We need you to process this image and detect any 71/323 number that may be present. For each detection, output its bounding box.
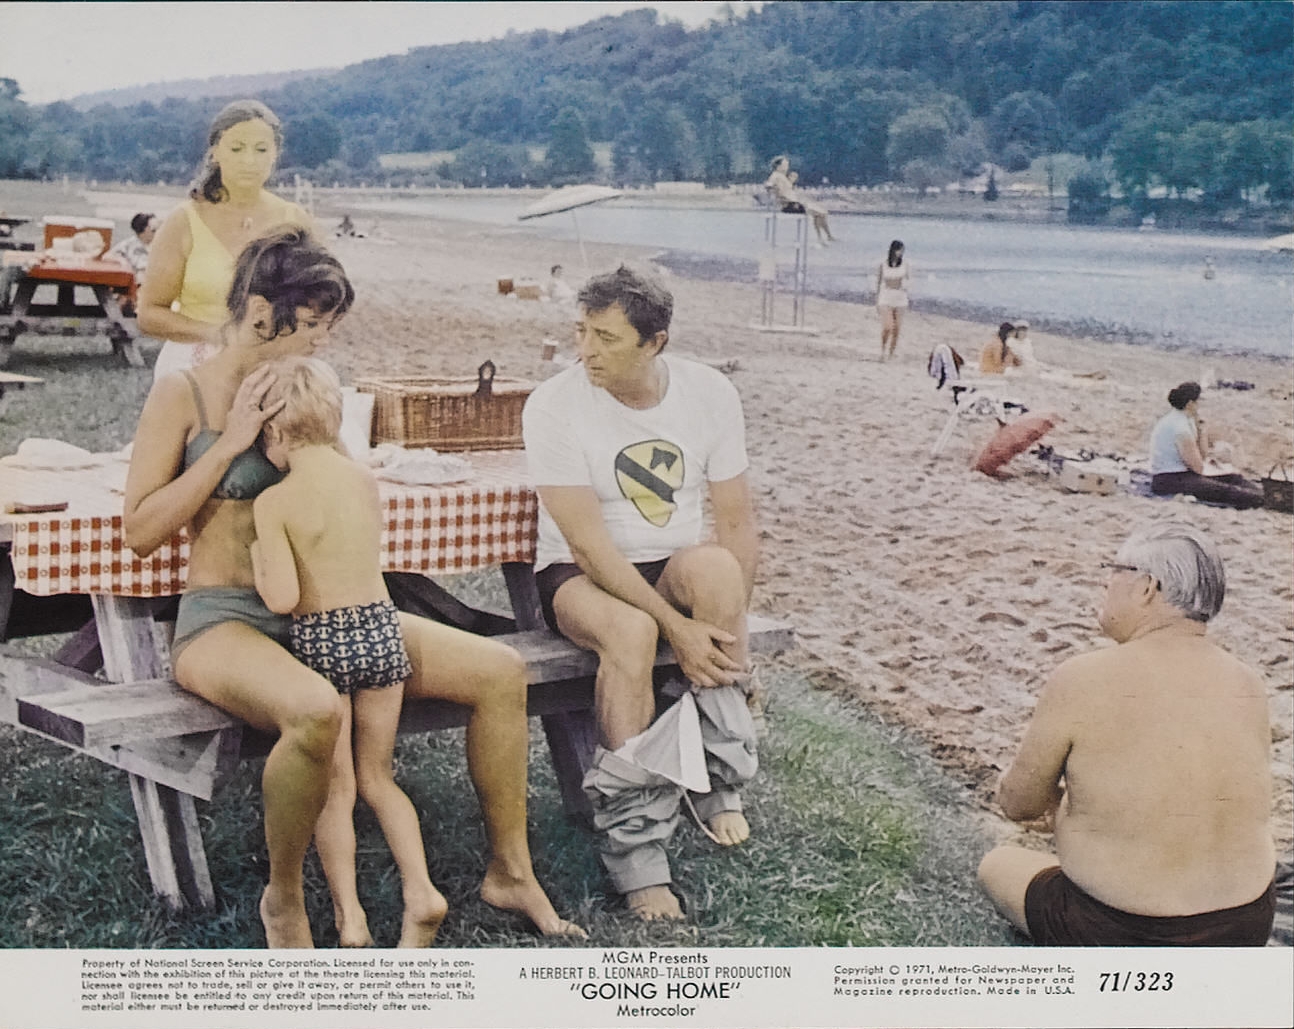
[1099,971,1173,992]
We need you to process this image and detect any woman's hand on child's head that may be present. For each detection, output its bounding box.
[223,365,286,453]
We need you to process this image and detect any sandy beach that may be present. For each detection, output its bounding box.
[6,179,1289,856]
[285,207,1293,857]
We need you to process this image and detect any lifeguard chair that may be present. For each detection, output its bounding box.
[752,191,817,335]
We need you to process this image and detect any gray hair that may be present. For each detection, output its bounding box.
[1116,521,1225,623]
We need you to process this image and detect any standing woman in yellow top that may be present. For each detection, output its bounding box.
[139,100,312,380]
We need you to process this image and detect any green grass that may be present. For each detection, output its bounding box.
[0,619,1017,949]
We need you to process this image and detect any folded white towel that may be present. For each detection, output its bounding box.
[369,443,473,486]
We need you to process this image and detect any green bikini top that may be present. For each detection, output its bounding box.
[180,371,283,501]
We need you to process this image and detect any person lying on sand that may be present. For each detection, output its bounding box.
[978,521,1276,946]
[523,264,761,921]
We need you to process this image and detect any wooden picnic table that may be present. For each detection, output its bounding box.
[0,447,792,913]
[0,448,565,908]
[0,254,143,368]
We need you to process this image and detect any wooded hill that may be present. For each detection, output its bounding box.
[2,1,1289,208]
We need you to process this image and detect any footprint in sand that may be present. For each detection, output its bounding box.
[977,611,1028,626]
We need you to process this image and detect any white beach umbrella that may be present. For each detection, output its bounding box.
[518,184,622,268]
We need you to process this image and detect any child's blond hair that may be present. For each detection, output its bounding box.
[263,356,343,448]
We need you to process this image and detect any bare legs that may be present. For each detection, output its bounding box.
[313,701,374,946]
[658,547,752,848]
[398,614,584,937]
[879,305,904,359]
[175,624,343,949]
[314,684,448,947]
[977,845,1060,936]
[553,545,753,920]
[353,683,448,947]
[804,202,835,243]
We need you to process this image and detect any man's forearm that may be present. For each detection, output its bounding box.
[716,520,759,603]
[999,775,1063,823]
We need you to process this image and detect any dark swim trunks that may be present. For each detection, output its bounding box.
[289,599,412,694]
[1024,866,1275,947]
[535,558,670,636]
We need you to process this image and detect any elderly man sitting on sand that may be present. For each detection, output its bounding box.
[978,521,1276,946]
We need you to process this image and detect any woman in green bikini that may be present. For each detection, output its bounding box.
[124,227,582,947]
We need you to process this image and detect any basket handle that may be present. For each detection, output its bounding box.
[476,360,496,396]
[1267,463,1290,483]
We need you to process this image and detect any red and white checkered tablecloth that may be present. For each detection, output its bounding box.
[0,450,537,598]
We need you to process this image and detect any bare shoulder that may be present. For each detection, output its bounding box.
[137,370,197,427]
[348,457,382,499]
[1038,648,1110,703]
[1220,647,1270,699]
[282,200,314,228]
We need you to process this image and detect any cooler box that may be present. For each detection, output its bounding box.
[1054,459,1118,495]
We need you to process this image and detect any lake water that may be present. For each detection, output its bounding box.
[349,194,1294,359]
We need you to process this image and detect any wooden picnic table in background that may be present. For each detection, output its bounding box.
[0,254,142,368]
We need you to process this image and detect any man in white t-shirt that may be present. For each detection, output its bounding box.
[522,265,761,921]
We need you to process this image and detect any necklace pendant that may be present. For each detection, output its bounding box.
[241,216,253,231]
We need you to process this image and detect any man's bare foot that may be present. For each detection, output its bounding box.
[335,909,374,949]
[260,886,314,949]
[398,887,449,948]
[707,810,750,847]
[626,885,684,921]
[480,862,587,938]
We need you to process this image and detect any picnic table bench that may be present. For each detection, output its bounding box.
[0,450,793,910]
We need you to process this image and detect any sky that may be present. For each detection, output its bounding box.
[1,1,751,105]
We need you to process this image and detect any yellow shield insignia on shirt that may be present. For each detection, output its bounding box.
[615,440,684,527]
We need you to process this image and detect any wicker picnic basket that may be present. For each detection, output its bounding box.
[355,360,535,451]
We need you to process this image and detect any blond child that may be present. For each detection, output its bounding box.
[251,355,446,948]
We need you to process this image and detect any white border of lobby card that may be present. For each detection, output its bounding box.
[2,3,1291,1029]
[2,946,1293,1027]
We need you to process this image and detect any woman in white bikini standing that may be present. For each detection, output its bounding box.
[875,239,910,360]
[138,100,311,381]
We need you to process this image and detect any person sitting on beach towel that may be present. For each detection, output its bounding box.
[978,522,1276,946]
[1148,381,1264,509]
[978,322,1023,375]
[523,264,761,922]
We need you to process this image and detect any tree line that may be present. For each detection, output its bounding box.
[1,2,1289,215]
